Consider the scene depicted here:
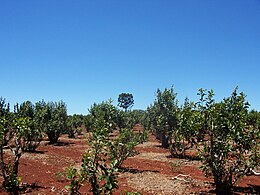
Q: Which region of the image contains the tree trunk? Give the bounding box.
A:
[161,128,169,148]
[0,146,7,182]
[215,182,231,195]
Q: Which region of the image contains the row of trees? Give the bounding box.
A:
[0,94,147,193]
[1,89,259,194]
[0,98,68,192]
[147,86,260,193]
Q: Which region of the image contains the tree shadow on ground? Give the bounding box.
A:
[205,184,260,195]
[155,144,170,150]
[24,150,46,154]
[119,167,159,174]
[166,154,201,161]
[0,183,47,195]
[46,141,75,147]
[231,184,260,194]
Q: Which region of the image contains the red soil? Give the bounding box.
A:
[0,131,259,194]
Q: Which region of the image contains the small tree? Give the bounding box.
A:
[47,101,67,144]
[247,109,260,128]
[15,101,43,151]
[34,100,67,144]
[66,119,118,194]
[109,128,147,169]
[67,114,85,138]
[0,98,13,146]
[148,87,179,148]
[0,98,31,193]
[170,97,201,157]
[118,93,134,112]
[126,110,147,129]
[65,99,147,194]
[88,99,119,132]
[198,88,260,194]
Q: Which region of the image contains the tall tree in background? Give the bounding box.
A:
[117,93,134,112]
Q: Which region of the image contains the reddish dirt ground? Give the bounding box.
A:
[0,130,259,194]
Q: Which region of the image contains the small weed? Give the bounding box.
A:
[121,190,143,195]
[55,171,67,182]
[169,161,181,172]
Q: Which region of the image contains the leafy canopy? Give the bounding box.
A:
[118,93,134,111]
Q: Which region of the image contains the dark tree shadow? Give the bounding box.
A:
[47,141,75,146]
[24,150,46,154]
[155,145,167,149]
[166,154,201,161]
[231,184,260,194]
[202,184,260,195]
[1,182,47,194]
[119,167,159,174]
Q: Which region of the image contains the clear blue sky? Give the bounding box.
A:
[1,0,260,115]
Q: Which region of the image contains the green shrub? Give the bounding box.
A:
[148,86,179,148]
[34,100,67,144]
[109,128,147,169]
[0,101,31,193]
[15,101,43,151]
[198,88,260,193]
[66,120,119,194]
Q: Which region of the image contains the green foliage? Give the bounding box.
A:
[109,128,147,168]
[88,99,119,132]
[2,163,21,192]
[15,101,43,151]
[118,93,134,111]
[114,110,128,131]
[87,100,148,133]
[34,100,67,144]
[0,97,13,146]
[66,99,147,194]
[121,190,142,195]
[198,87,260,193]
[247,109,260,128]
[47,101,67,144]
[0,98,32,193]
[0,97,10,116]
[0,98,69,193]
[67,120,119,195]
[65,165,82,194]
[147,86,260,193]
[125,110,147,130]
[67,114,85,138]
[34,100,51,134]
[0,98,22,193]
[148,86,179,148]
[170,97,201,157]
[169,161,181,172]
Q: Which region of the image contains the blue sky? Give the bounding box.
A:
[1,0,260,114]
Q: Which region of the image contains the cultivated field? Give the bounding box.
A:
[0,126,259,194]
